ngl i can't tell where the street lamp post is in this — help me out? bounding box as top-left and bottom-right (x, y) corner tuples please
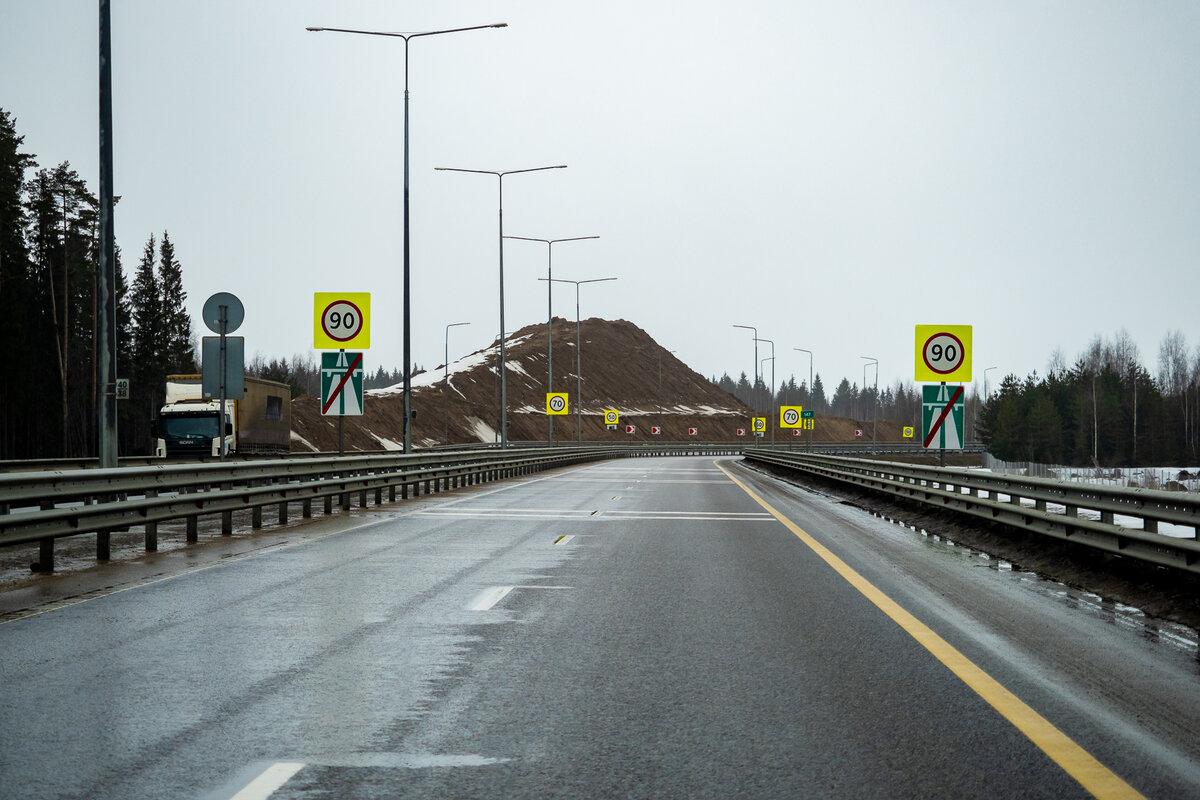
(436, 166), (568, 448)
(755, 337), (775, 445)
(659, 349), (676, 434)
(505, 235), (599, 444)
(794, 348), (813, 451)
(443, 322), (469, 443)
(307, 22), (505, 454)
(732, 325), (758, 410)
(861, 356), (878, 454)
(541, 276), (617, 442)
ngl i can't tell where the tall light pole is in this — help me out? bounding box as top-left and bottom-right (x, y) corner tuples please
(983, 366), (998, 399)
(443, 322), (469, 443)
(861, 356), (878, 453)
(505, 235), (599, 444)
(981, 365), (997, 446)
(733, 325), (758, 410)
(659, 349), (676, 434)
(437, 166), (567, 448)
(755, 337), (775, 445)
(794, 347), (813, 451)
(541, 276), (617, 442)
(307, 22), (506, 454)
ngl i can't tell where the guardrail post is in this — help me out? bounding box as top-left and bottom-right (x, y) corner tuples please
(388, 484), (396, 502)
(1144, 518), (1159, 534)
(252, 501), (263, 529)
(38, 537), (54, 572)
(1064, 504), (1078, 518)
(374, 487), (383, 505)
(324, 494), (333, 515)
(279, 500), (289, 525)
(302, 498), (312, 518)
(187, 516), (198, 542)
(358, 489), (368, 508)
(145, 489), (159, 550)
(222, 482), (233, 534)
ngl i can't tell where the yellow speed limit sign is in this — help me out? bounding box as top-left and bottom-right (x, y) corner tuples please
(314, 292), (371, 350)
(546, 393), (569, 415)
(903, 426), (915, 438)
(752, 417), (766, 433)
(779, 405), (804, 428)
(915, 324), (971, 383)
(604, 409), (619, 425)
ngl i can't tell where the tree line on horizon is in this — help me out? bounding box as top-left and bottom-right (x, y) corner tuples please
(0, 109), (192, 458)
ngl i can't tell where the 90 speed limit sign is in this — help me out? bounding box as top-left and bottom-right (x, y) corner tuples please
(314, 292), (371, 350)
(914, 324), (972, 383)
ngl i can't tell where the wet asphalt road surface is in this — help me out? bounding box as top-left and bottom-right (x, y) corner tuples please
(1, 456), (1198, 799)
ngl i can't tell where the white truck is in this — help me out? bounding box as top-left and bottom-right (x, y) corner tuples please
(153, 374), (291, 458)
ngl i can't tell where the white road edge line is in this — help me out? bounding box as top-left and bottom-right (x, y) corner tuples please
(468, 585), (515, 611)
(228, 761), (306, 800)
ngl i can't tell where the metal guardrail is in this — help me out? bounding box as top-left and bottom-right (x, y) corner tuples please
(0, 443), (749, 572)
(743, 449), (1200, 575)
(0, 439), (980, 472)
(0, 447), (620, 572)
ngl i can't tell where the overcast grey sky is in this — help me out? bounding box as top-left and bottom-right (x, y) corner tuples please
(3, 1), (1198, 396)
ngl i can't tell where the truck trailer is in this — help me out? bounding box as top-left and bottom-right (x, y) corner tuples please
(153, 374), (292, 457)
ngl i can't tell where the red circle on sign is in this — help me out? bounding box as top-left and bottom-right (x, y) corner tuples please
(322, 300), (364, 343)
(922, 332), (965, 375)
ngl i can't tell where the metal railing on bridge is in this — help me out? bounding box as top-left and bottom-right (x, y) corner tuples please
(743, 448), (1200, 575)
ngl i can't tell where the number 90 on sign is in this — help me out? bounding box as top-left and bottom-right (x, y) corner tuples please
(314, 292), (371, 350)
(914, 324), (972, 382)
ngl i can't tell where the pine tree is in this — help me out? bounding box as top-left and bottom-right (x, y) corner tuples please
(0, 109), (37, 456)
(158, 231), (194, 373)
(811, 374), (827, 412)
(129, 234), (164, 446)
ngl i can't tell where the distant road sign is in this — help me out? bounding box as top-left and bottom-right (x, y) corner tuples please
(625, 424), (636, 434)
(688, 427), (698, 436)
(854, 429), (863, 437)
(752, 417), (766, 433)
(915, 324), (972, 383)
(792, 429), (802, 436)
(605, 410), (619, 425)
(314, 292), (371, 350)
(800, 410), (814, 419)
(780, 406), (803, 428)
(736, 428), (745, 436)
(903, 426), (915, 438)
(115, 378), (130, 400)
(651, 426), (662, 435)
(546, 393), (569, 415)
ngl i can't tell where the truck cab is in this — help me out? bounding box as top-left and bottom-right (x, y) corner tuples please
(154, 399), (232, 457)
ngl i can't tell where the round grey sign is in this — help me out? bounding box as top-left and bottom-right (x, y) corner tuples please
(202, 292), (245, 334)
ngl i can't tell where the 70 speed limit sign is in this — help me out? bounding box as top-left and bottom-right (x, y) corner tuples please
(314, 292), (371, 350)
(915, 324), (972, 383)
(779, 405), (804, 429)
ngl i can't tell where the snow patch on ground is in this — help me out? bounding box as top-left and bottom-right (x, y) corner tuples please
(466, 416), (498, 444)
(370, 432), (402, 451)
(368, 334), (537, 396)
(290, 431), (319, 452)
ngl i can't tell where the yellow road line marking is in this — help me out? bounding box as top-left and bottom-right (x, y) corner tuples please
(715, 460), (1144, 800)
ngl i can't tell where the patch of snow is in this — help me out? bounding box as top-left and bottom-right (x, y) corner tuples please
(290, 431), (319, 452)
(370, 432), (402, 451)
(466, 416), (499, 444)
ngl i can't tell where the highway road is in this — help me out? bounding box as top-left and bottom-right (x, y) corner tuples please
(1, 456), (1198, 799)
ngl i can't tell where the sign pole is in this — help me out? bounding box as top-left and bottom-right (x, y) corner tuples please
(338, 349), (346, 456)
(939, 381), (947, 467)
(218, 306), (227, 461)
